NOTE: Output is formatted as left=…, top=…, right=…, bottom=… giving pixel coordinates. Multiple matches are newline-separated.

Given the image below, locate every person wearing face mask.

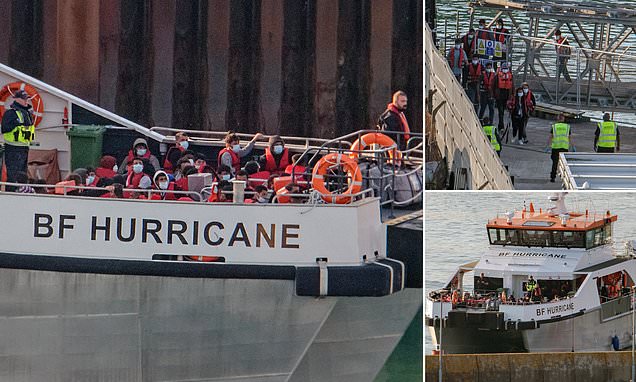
left=494, top=61, right=514, bottom=131
left=521, top=82, right=536, bottom=140
left=378, top=90, right=411, bottom=150
left=493, top=19, right=509, bottom=46
left=251, top=185, right=270, bottom=204
left=461, top=28, right=476, bottom=61
left=507, top=87, right=530, bottom=144
left=479, top=62, right=496, bottom=121
left=125, top=157, right=152, bottom=191
left=1, top=90, right=35, bottom=191
left=447, top=38, right=468, bottom=83
left=151, top=170, right=178, bottom=200
left=259, top=135, right=290, bottom=175
left=163, top=131, right=190, bottom=173
left=119, top=137, right=160, bottom=175
left=218, top=131, right=264, bottom=175
left=467, top=57, right=483, bottom=113
left=96, top=155, right=118, bottom=179
left=554, top=30, right=572, bottom=83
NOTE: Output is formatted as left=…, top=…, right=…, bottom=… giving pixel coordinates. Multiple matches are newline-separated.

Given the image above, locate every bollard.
left=232, top=180, right=246, bottom=203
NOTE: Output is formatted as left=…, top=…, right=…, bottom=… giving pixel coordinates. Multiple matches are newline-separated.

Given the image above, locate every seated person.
left=85, top=167, right=100, bottom=187
left=235, top=170, right=254, bottom=192
left=260, top=135, right=289, bottom=175
left=174, top=155, right=196, bottom=181
left=151, top=170, right=178, bottom=200
left=216, top=165, right=233, bottom=182
left=253, top=185, right=269, bottom=204
left=96, top=155, right=118, bottom=178
left=101, top=183, right=124, bottom=198
left=194, top=153, right=209, bottom=173
left=276, top=182, right=303, bottom=204
left=244, top=160, right=270, bottom=188
left=125, top=157, right=153, bottom=190
left=218, top=131, right=263, bottom=175
left=177, top=165, right=197, bottom=191
left=119, top=138, right=160, bottom=174
left=56, top=173, right=83, bottom=196
left=208, top=180, right=233, bottom=203
left=163, top=131, right=190, bottom=173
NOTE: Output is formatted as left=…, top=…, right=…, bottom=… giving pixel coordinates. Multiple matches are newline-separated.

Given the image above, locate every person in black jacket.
left=1, top=90, right=34, bottom=191
left=377, top=91, right=411, bottom=150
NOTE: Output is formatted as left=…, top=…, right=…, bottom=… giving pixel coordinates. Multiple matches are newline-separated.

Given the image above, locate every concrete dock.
left=495, top=115, right=636, bottom=190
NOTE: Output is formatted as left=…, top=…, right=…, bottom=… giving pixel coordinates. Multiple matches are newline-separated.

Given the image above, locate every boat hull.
left=0, top=267, right=422, bottom=381
left=428, top=307, right=632, bottom=354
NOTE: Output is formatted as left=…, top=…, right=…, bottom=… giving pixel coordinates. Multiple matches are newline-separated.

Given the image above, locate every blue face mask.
left=222, top=174, right=231, bottom=181
left=273, top=145, right=283, bottom=155
left=232, top=144, right=241, bottom=153
left=136, top=148, right=147, bottom=156
left=180, top=141, right=189, bottom=150
left=86, top=176, right=95, bottom=185
left=133, top=164, right=143, bottom=174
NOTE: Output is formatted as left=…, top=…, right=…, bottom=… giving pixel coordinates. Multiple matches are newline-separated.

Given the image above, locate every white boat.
left=0, top=63, right=423, bottom=380
left=426, top=193, right=636, bottom=354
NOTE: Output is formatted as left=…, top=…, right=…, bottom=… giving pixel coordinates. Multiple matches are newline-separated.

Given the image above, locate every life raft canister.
left=349, top=132, right=402, bottom=163
left=311, top=153, right=362, bottom=204
left=0, top=82, right=44, bottom=127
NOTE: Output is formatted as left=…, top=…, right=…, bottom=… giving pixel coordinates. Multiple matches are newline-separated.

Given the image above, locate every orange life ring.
left=0, top=82, right=44, bottom=127
left=311, top=153, right=362, bottom=204
left=349, top=133, right=402, bottom=163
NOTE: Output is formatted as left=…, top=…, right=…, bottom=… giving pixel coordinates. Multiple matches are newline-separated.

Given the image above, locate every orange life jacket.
left=497, top=70, right=513, bottom=90
left=448, top=47, right=465, bottom=69
left=468, top=63, right=483, bottom=82
left=264, top=147, right=290, bottom=174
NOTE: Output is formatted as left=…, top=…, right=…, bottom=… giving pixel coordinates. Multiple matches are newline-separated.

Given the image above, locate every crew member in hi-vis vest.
left=594, top=113, right=619, bottom=153
left=548, top=113, right=573, bottom=183
left=1, top=90, right=35, bottom=190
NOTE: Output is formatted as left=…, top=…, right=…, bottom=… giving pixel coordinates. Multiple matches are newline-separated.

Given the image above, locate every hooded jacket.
left=118, top=137, right=160, bottom=174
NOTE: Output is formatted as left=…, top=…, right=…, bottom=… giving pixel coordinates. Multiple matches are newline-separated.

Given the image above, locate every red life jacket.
left=461, top=34, right=475, bottom=59
left=523, top=90, right=535, bottom=112
left=494, top=27, right=509, bottom=43
left=163, top=145, right=186, bottom=173
left=481, top=71, right=496, bottom=93
left=175, top=177, right=189, bottom=191
left=387, top=103, right=411, bottom=141
left=217, top=148, right=240, bottom=173
left=151, top=182, right=177, bottom=200
left=448, top=47, right=465, bottom=69
left=126, top=149, right=151, bottom=172
left=95, top=167, right=117, bottom=179
left=556, top=37, right=571, bottom=56
left=497, top=70, right=513, bottom=90
left=248, top=170, right=271, bottom=188
left=285, top=164, right=307, bottom=185
left=264, top=147, right=290, bottom=174
left=126, top=172, right=146, bottom=188
left=87, top=175, right=100, bottom=188
left=468, top=63, right=483, bottom=82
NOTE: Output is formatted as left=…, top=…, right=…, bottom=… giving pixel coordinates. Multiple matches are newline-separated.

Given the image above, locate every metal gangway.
left=457, top=0, right=636, bottom=112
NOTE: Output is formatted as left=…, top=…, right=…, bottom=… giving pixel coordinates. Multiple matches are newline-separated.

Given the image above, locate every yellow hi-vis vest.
left=3, top=109, right=34, bottom=146
left=551, top=123, right=570, bottom=150
left=597, top=121, right=617, bottom=148
left=483, top=125, right=500, bottom=151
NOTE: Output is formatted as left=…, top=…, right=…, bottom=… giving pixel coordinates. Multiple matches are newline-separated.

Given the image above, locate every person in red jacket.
left=466, top=57, right=483, bottom=113
left=163, top=131, right=190, bottom=174
left=95, top=155, right=118, bottom=179
left=260, top=135, right=290, bottom=176
left=151, top=170, right=178, bottom=200
left=119, top=138, right=160, bottom=174
left=479, top=62, right=496, bottom=120
left=494, top=61, right=514, bottom=131
left=217, top=131, right=263, bottom=175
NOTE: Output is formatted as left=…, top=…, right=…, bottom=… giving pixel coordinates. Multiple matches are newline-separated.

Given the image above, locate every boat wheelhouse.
left=426, top=193, right=636, bottom=353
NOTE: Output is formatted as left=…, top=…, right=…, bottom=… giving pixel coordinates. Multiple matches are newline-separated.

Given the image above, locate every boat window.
left=586, top=224, right=612, bottom=249
left=489, top=228, right=585, bottom=247
left=551, top=230, right=585, bottom=248
left=520, top=230, right=551, bottom=247
left=474, top=274, right=503, bottom=293
left=489, top=228, right=520, bottom=245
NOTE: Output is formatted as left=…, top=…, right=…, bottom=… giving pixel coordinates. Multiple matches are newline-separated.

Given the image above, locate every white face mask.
left=180, top=141, right=189, bottom=150
left=487, top=68, right=494, bottom=73
left=112, top=164, right=118, bottom=172
left=222, top=174, right=231, bottom=181
left=158, top=181, right=169, bottom=190
left=133, top=163, right=143, bottom=174
left=188, top=159, right=194, bottom=166
left=273, top=145, right=283, bottom=155
left=86, top=176, right=95, bottom=185
left=472, top=60, right=479, bottom=65
left=455, top=44, right=461, bottom=49
left=195, top=164, right=201, bottom=170
left=502, top=69, right=509, bottom=73
left=136, top=148, right=147, bottom=156
left=232, top=144, right=241, bottom=153
left=517, top=92, right=523, bottom=97
left=523, top=88, right=529, bottom=94
left=258, top=196, right=268, bottom=203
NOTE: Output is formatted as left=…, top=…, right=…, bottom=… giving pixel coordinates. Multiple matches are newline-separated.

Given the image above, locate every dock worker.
left=594, top=113, right=619, bottom=153
left=526, top=275, right=537, bottom=292
left=494, top=61, right=513, bottom=131
left=448, top=38, right=468, bottom=84
left=548, top=113, right=573, bottom=183
left=1, top=90, right=35, bottom=191
left=481, top=117, right=501, bottom=156
left=479, top=62, right=496, bottom=121
left=554, top=30, right=572, bottom=83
